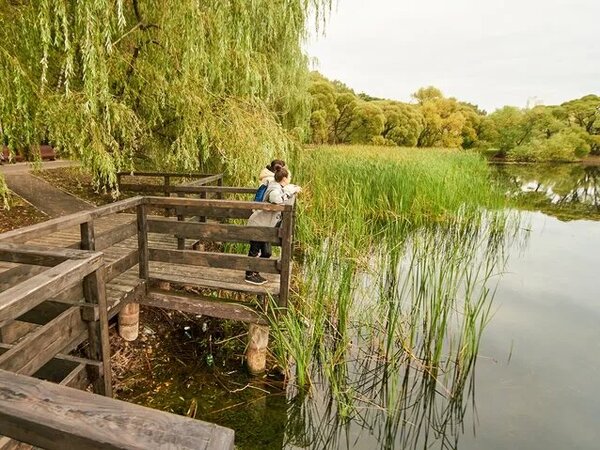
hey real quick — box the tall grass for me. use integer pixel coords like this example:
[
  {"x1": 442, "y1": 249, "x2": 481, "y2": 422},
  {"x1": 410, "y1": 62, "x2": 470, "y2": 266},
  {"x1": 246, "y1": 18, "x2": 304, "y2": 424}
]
[{"x1": 266, "y1": 145, "x2": 520, "y2": 447}]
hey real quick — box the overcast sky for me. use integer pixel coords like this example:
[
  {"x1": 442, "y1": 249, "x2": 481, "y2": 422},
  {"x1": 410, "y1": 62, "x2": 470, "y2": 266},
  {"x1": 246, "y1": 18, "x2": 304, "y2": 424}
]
[{"x1": 305, "y1": 0, "x2": 600, "y2": 112}]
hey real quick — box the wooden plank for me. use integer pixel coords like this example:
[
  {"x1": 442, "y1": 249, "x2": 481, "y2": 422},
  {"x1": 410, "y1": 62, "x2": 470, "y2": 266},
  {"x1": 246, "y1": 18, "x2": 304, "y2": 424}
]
[
  {"x1": 0, "y1": 197, "x2": 142, "y2": 244},
  {"x1": 148, "y1": 218, "x2": 281, "y2": 244},
  {"x1": 143, "y1": 289, "x2": 267, "y2": 325},
  {"x1": 0, "y1": 265, "x2": 47, "y2": 292},
  {"x1": 0, "y1": 369, "x2": 235, "y2": 450},
  {"x1": 117, "y1": 184, "x2": 166, "y2": 194},
  {"x1": 95, "y1": 220, "x2": 136, "y2": 251},
  {"x1": 117, "y1": 171, "x2": 218, "y2": 178},
  {"x1": 82, "y1": 267, "x2": 113, "y2": 397},
  {"x1": 0, "y1": 307, "x2": 87, "y2": 376},
  {"x1": 167, "y1": 185, "x2": 255, "y2": 194},
  {"x1": 144, "y1": 195, "x2": 290, "y2": 212},
  {"x1": 0, "y1": 245, "x2": 81, "y2": 267},
  {"x1": 105, "y1": 248, "x2": 139, "y2": 282},
  {"x1": 0, "y1": 322, "x2": 38, "y2": 345},
  {"x1": 148, "y1": 266, "x2": 279, "y2": 296},
  {"x1": 0, "y1": 254, "x2": 103, "y2": 327},
  {"x1": 148, "y1": 248, "x2": 280, "y2": 274},
  {"x1": 173, "y1": 205, "x2": 253, "y2": 220},
  {"x1": 193, "y1": 173, "x2": 224, "y2": 185}
]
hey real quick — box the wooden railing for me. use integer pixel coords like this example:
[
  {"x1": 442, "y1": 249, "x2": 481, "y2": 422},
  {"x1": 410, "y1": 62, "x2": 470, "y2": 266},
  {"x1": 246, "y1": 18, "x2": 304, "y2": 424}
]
[
  {"x1": 116, "y1": 171, "x2": 225, "y2": 197},
  {"x1": 0, "y1": 367, "x2": 234, "y2": 449},
  {"x1": 0, "y1": 244, "x2": 112, "y2": 395},
  {"x1": 0, "y1": 191, "x2": 295, "y2": 448},
  {"x1": 139, "y1": 196, "x2": 295, "y2": 308}
]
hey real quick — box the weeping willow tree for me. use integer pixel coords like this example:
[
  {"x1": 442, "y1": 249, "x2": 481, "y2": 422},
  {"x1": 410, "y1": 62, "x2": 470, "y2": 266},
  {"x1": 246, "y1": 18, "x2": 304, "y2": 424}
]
[{"x1": 0, "y1": 0, "x2": 329, "y2": 193}]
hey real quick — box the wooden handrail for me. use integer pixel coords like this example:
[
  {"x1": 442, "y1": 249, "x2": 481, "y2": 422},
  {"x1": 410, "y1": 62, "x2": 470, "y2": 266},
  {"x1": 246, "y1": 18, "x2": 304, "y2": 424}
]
[
  {"x1": 0, "y1": 369, "x2": 234, "y2": 450},
  {"x1": 0, "y1": 252, "x2": 103, "y2": 326},
  {"x1": 144, "y1": 196, "x2": 293, "y2": 212},
  {"x1": 0, "y1": 197, "x2": 143, "y2": 244},
  {"x1": 116, "y1": 171, "x2": 221, "y2": 178}
]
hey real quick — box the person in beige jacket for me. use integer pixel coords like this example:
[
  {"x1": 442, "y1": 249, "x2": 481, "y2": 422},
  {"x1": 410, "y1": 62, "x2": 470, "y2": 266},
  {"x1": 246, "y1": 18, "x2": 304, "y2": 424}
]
[{"x1": 245, "y1": 164, "x2": 300, "y2": 285}]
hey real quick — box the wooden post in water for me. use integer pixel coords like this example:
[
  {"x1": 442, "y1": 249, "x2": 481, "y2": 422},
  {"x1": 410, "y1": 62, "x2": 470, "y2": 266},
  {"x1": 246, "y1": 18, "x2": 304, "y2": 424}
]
[{"x1": 246, "y1": 323, "x2": 269, "y2": 374}]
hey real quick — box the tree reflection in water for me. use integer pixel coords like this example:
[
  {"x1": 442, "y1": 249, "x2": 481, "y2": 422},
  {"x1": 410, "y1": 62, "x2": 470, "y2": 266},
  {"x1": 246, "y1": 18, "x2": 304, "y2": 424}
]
[{"x1": 494, "y1": 163, "x2": 600, "y2": 218}]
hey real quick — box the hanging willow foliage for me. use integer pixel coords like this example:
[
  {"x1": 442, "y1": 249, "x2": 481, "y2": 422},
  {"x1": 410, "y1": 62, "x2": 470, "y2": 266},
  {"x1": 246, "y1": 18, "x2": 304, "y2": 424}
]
[{"x1": 0, "y1": 0, "x2": 330, "y2": 191}]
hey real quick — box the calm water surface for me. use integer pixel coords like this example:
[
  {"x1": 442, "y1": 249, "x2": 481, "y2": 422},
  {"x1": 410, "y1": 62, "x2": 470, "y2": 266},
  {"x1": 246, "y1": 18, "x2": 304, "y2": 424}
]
[
  {"x1": 459, "y1": 164, "x2": 600, "y2": 449},
  {"x1": 462, "y1": 210, "x2": 600, "y2": 449}
]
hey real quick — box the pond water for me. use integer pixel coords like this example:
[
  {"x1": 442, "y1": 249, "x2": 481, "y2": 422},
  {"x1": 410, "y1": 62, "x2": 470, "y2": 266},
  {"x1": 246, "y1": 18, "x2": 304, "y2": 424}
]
[
  {"x1": 118, "y1": 163, "x2": 600, "y2": 449},
  {"x1": 459, "y1": 164, "x2": 600, "y2": 450}
]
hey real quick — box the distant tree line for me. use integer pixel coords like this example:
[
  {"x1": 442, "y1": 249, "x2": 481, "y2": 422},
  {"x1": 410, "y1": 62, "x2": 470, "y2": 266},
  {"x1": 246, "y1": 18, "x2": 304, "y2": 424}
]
[{"x1": 308, "y1": 72, "x2": 600, "y2": 161}]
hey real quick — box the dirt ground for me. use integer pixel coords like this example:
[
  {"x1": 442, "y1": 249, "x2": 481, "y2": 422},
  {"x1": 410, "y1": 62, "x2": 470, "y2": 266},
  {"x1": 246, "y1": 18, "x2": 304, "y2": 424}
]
[{"x1": 0, "y1": 195, "x2": 48, "y2": 233}]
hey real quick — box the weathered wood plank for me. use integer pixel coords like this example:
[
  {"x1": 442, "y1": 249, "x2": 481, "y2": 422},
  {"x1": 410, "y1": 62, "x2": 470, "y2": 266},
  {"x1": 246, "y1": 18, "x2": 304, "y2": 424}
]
[
  {"x1": 117, "y1": 171, "x2": 218, "y2": 178},
  {"x1": 0, "y1": 322, "x2": 38, "y2": 345},
  {"x1": 148, "y1": 248, "x2": 280, "y2": 274},
  {"x1": 143, "y1": 289, "x2": 267, "y2": 325},
  {"x1": 105, "y1": 248, "x2": 139, "y2": 282},
  {"x1": 0, "y1": 244, "x2": 90, "y2": 267},
  {"x1": 144, "y1": 195, "x2": 290, "y2": 212},
  {"x1": 148, "y1": 218, "x2": 281, "y2": 244},
  {"x1": 0, "y1": 307, "x2": 87, "y2": 375},
  {"x1": 0, "y1": 369, "x2": 235, "y2": 450},
  {"x1": 148, "y1": 270, "x2": 279, "y2": 296},
  {"x1": 0, "y1": 197, "x2": 143, "y2": 244},
  {"x1": 0, "y1": 254, "x2": 103, "y2": 327},
  {"x1": 168, "y1": 185, "x2": 255, "y2": 194},
  {"x1": 0, "y1": 265, "x2": 47, "y2": 292},
  {"x1": 173, "y1": 205, "x2": 253, "y2": 220}
]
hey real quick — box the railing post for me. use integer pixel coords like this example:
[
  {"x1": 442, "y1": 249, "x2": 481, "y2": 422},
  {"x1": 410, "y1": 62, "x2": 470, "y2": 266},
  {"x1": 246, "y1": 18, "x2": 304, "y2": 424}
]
[
  {"x1": 119, "y1": 204, "x2": 147, "y2": 342},
  {"x1": 80, "y1": 220, "x2": 95, "y2": 251},
  {"x1": 137, "y1": 203, "x2": 149, "y2": 280},
  {"x1": 82, "y1": 266, "x2": 113, "y2": 397},
  {"x1": 176, "y1": 193, "x2": 186, "y2": 250},
  {"x1": 215, "y1": 175, "x2": 224, "y2": 200},
  {"x1": 278, "y1": 205, "x2": 294, "y2": 308},
  {"x1": 164, "y1": 176, "x2": 171, "y2": 217},
  {"x1": 80, "y1": 220, "x2": 112, "y2": 396}
]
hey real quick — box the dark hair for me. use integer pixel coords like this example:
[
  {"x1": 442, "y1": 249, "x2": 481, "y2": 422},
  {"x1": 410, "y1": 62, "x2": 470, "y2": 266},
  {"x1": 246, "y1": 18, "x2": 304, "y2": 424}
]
[
  {"x1": 268, "y1": 159, "x2": 285, "y2": 172},
  {"x1": 273, "y1": 164, "x2": 289, "y2": 182}
]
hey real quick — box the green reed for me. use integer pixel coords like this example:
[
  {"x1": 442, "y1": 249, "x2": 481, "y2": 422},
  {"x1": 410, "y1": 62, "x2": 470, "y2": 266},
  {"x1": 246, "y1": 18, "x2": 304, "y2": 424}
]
[{"x1": 266, "y1": 145, "x2": 519, "y2": 447}]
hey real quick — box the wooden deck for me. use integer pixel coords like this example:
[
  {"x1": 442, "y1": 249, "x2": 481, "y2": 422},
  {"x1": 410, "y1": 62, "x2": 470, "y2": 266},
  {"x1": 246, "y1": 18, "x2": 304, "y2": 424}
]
[{"x1": 0, "y1": 182, "x2": 295, "y2": 449}]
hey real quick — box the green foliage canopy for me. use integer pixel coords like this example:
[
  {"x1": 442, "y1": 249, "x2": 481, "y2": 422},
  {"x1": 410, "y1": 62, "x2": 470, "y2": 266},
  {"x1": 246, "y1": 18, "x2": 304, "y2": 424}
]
[{"x1": 0, "y1": 0, "x2": 331, "y2": 188}]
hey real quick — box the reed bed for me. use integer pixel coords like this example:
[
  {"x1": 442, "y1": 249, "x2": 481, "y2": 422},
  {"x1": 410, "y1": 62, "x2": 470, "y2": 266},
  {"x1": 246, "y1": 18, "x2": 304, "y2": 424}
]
[{"x1": 266, "y1": 145, "x2": 520, "y2": 447}]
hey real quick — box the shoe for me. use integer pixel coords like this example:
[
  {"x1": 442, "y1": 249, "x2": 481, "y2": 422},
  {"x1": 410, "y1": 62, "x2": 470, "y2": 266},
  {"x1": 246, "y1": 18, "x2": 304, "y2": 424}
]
[{"x1": 245, "y1": 273, "x2": 268, "y2": 285}]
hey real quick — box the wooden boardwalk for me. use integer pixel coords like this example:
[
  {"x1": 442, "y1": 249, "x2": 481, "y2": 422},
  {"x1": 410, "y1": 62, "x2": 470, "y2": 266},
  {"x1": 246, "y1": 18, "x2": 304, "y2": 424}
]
[{"x1": 0, "y1": 175, "x2": 295, "y2": 449}]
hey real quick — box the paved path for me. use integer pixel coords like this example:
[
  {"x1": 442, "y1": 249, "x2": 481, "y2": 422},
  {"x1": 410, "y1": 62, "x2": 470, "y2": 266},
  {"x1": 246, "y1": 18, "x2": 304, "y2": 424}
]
[{"x1": 1, "y1": 161, "x2": 93, "y2": 217}]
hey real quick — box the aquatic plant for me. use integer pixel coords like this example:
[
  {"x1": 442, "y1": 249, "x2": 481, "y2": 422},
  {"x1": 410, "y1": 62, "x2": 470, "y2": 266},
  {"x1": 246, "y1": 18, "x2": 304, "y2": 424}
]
[{"x1": 266, "y1": 145, "x2": 519, "y2": 448}]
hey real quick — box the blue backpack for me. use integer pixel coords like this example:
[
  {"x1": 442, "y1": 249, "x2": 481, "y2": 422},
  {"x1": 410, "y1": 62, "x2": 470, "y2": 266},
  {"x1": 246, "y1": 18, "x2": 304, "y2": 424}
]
[{"x1": 253, "y1": 183, "x2": 268, "y2": 202}]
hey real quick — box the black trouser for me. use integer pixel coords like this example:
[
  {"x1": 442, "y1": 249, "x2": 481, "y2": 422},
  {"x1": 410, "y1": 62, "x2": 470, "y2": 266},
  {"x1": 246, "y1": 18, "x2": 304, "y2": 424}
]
[{"x1": 246, "y1": 241, "x2": 272, "y2": 276}]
